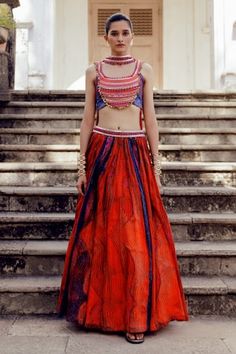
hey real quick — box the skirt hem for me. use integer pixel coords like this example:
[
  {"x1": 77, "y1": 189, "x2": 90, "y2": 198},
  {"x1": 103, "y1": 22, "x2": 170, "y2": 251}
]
[{"x1": 57, "y1": 313, "x2": 189, "y2": 334}]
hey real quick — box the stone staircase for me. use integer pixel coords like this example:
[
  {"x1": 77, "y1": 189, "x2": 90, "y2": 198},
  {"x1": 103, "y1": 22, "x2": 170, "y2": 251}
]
[{"x1": 0, "y1": 90, "x2": 236, "y2": 316}]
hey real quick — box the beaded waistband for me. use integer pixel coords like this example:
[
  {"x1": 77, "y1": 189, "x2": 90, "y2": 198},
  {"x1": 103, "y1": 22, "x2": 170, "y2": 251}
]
[{"x1": 92, "y1": 125, "x2": 146, "y2": 138}]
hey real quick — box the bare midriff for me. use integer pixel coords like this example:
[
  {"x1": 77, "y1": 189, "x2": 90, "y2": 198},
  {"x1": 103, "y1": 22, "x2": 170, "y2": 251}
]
[{"x1": 95, "y1": 104, "x2": 142, "y2": 131}]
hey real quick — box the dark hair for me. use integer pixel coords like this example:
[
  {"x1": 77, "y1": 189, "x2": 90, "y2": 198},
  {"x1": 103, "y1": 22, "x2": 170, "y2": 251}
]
[{"x1": 105, "y1": 13, "x2": 133, "y2": 35}]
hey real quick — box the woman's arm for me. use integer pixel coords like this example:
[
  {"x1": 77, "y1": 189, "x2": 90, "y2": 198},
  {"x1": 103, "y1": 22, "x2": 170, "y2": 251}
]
[
  {"x1": 79, "y1": 64, "x2": 97, "y2": 155},
  {"x1": 141, "y1": 63, "x2": 162, "y2": 185},
  {"x1": 76, "y1": 65, "x2": 96, "y2": 195},
  {"x1": 142, "y1": 63, "x2": 160, "y2": 159}
]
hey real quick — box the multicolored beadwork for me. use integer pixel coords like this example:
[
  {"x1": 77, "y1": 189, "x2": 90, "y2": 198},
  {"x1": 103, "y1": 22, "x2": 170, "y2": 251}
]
[
  {"x1": 103, "y1": 55, "x2": 136, "y2": 65},
  {"x1": 95, "y1": 56, "x2": 142, "y2": 110}
]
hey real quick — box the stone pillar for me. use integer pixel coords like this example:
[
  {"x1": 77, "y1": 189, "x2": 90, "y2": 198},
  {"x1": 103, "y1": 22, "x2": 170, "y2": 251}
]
[
  {"x1": 213, "y1": 0, "x2": 236, "y2": 89},
  {"x1": 0, "y1": 0, "x2": 20, "y2": 102}
]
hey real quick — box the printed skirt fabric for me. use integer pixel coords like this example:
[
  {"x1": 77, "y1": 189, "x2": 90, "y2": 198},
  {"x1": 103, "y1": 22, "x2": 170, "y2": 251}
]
[{"x1": 56, "y1": 125, "x2": 189, "y2": 333}]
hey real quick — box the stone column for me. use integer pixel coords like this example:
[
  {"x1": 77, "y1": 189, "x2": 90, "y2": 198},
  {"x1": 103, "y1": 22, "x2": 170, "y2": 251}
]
[
  {"x1": 213, "y1": 0, "x2": 236, "y2": 89},
  {"x1": 0, "y1": 0, "x2": 20, "y2": 102}
]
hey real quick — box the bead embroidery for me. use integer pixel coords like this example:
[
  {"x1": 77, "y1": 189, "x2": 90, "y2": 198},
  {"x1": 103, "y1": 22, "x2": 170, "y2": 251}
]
[
  {"x1": 103, "y1": 55, "x2": 136, "y2": 66},
  {"x1": 95, "y1": 57, "x2": 142, "y2": 110}
]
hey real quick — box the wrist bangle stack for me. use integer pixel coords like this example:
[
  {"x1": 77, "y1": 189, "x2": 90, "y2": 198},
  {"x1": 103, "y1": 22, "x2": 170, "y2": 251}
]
[
  {"x1": 153, "y1": 152, "x2": 162, "y2": 176},
  {"x1": 77, "y1": 152, "x2": 86, "y2": 177}
]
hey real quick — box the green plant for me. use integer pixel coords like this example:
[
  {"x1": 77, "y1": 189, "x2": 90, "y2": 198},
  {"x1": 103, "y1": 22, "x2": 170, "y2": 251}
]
[{"x1": 0, "y1": 4, "x2": 15, "y2": 30}]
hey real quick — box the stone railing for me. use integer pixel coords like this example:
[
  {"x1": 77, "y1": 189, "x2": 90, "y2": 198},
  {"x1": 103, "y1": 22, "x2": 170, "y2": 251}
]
[{"x1": 0, "y1": 0, "x2": 20, "y2": 103}]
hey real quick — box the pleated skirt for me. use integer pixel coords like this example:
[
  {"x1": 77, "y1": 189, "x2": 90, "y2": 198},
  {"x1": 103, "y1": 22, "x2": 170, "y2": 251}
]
[{"x1": 56, "y1": 125, "x2": 189, "y2": 333}]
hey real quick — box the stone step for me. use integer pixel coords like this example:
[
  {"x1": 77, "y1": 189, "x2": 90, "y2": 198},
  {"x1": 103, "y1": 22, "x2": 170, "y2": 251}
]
[
  {"x1": 0, "y1": 186, "x2": 235, "y2": 213},
  {"x1": 0, "y1": 240, "x2": 235, "y2": 277},
  {"x1": 0, "y1": 101, "x2": 85, "y2": 114},
  {"x1": 10, "y1": 89, "x2": 236, "y2": 102},
  {"x1": 0, "y1": 274, "x2": 235, "y2": 315},
  {"x1": 159, "y1": 128, "x2": 236, "y2": 145},
  {"x1": 0, "y1": 113, "x2": 236, "y2": 129},
  {"x1": 157, "y1": 114, "x2": 236, "y2": 128},
  {"x1": 6, "y1": 96, "x2": 236, "y2": 105},
  {"x1": 0, "y1": 162, "x2": 235, "y2": 187},
  {"x1": 0, "y1": 113, "x2": 82, "y2": 129},
  {"x1": 0, "y1": 212, "x2": 235, "y2": 241},
  {"x1": 156, "y1": 108, "x2": 236, "y2": 116},
  {"x1": 161, "y1": 145, "x2": 236, "y2": 162},
  {"x1": 155, "y1": 101, "x2": 236, "y2": 115},
  {"x1": 0, "y1": 127, "x2": 235, "y2": 145},
  {"x1": 10, "y1": 90, "x2": 86, "y2": 102},
  {"x1": 0, "y1": 144, "x2": 236, "y2": 163},
  {"x1": 10, "y1": 89, "x2": 236, "y2": 100},
  {"x1": 2, "y1": 98, "x2": 236, "y2": 115}
]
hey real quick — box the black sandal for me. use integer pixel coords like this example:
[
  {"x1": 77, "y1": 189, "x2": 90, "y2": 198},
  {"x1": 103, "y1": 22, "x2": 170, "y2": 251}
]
[{"x1": 125, "y1": 332, "x2": 144, "y2": 344}]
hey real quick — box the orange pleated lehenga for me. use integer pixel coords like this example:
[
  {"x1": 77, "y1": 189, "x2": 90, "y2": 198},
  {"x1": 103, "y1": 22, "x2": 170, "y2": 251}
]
[{"x1": 56, "y1": 56, "x2": 189, "y2": 333}]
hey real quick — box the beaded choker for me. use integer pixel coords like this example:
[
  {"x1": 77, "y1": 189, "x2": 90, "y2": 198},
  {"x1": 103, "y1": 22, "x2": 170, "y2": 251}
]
[{"x1": 103, "y1": 55, "x2": 135, "y2": 65}]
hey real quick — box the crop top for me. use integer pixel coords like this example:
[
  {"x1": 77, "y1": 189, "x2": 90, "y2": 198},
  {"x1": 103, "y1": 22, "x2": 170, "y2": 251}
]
[{"x1": 94, "y1": 58, "x2": 144, "y2": 111}]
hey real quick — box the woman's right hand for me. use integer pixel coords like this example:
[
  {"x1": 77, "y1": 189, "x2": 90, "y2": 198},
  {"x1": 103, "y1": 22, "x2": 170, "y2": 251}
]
[{"x1": 76, "y1": 175, "x2": 87, "y2": 196}]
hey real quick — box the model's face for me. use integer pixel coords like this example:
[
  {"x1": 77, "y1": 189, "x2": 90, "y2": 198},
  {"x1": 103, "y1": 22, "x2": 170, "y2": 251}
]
[{"x1": 104, "y1": 20, "x2": 133, "y2": 56}]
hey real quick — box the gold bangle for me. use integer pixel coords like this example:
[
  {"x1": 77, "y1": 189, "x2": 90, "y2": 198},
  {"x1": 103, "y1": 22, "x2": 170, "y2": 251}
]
[
  {"x1": 77, "y1": 152, "x2": 86, "y2": 176},
  {"x1": 152, "y1": 152, "x2": 162, "y2": 175}
]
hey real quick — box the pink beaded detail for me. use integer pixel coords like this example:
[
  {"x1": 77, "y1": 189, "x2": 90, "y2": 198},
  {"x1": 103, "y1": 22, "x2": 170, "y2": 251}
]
[
  {"x1": 95, "y1": 57, "x2": 142, "y2": 110},
  {"x1": 103, "y1": 55, "x2": 136, "y2": 65}
]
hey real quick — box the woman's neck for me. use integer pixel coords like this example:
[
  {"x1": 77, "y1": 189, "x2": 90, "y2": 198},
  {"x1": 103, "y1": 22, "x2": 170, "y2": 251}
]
[{"x1": 110, "y1": 51, "x2": 130, "y2": 57}]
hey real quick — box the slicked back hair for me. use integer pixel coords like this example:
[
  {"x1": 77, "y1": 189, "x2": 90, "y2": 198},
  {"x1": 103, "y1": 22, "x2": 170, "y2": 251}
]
[{"x1": 105, "y1": 13, "x2": 133, "y2": 35}]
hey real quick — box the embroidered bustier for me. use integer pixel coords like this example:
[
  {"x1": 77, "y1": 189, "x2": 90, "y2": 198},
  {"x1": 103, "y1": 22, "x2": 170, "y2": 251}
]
[{"x1": 95, "y1": 58, "x2": 144, "y2": 111}]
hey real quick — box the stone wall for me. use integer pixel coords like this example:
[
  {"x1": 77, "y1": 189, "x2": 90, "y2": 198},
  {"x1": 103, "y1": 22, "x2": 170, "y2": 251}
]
[{"x1": 10, "y1": 0, "x2": 236, "y2": 90}]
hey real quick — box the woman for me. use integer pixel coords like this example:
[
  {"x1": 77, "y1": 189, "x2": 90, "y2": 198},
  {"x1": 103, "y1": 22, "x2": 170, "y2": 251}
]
[{"x1": 57, "y1": 13, "x2": 189, "y2": 344}]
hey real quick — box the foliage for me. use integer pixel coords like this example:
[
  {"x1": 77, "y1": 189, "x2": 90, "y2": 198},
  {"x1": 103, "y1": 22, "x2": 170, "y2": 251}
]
[{"x1": 0, "y1": 4, "x2": 15, "y2": 30}]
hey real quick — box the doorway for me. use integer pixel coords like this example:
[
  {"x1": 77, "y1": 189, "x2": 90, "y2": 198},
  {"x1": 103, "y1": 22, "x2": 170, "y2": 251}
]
[{"x1": 88, "y1": 0, "x2": 163, "y2": 88}]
